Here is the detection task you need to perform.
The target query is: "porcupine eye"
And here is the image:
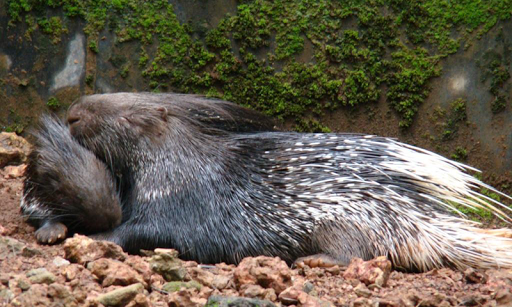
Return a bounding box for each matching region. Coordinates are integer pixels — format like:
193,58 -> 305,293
118,106 -> 169,139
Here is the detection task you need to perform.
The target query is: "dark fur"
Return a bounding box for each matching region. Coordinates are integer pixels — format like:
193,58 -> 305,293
23,92 -> 512,271
21,115 -> 122,238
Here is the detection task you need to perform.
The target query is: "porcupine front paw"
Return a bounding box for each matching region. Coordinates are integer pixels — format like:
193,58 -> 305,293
35,221 -> 68,244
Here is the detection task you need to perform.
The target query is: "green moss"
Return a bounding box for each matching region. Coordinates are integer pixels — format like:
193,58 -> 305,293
490,61 -> 510,95
138,49 -> 149,68
89,40 -> 99,53
488,59 -> 510,114
386,47 -> 440,128
441,98 -> 467,141
451,184 -> 501,223
4,123 -> 25,134
455,204 -> 493,222
450,98 -> 467,122
24,15 -> 37,40
120,64 -> 130,78
85,74 -> 94,86
491,95 -> 507,114
457,185 -> 505,222
162,281 -> 202,293
4,110 -> 26,134
7,0 -> 512,128
479,51 -> 511,114
6,0 -> 31,24
37,16 -> 68,44
450,146 -> 467,161
46,96 -> 61,110
294,119 -> 332,133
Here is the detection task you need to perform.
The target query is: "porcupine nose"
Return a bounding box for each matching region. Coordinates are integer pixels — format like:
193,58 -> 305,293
66,104 -> 85,137
66,103 -> 81,124
67,115 -> 80,125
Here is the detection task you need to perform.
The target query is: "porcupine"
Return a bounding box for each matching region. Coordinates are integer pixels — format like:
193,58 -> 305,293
20,114 -> 122,244
32,92 -> 512,272
20,94 -> 276,244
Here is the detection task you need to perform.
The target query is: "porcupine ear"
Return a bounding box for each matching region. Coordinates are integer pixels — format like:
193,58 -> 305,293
157,106 -> 168,122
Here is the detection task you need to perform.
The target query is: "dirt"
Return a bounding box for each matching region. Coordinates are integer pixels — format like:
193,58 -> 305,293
1,167 -> 512,307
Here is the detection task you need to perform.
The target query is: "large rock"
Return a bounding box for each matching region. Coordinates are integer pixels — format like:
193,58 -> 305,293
0,132 -> 31,168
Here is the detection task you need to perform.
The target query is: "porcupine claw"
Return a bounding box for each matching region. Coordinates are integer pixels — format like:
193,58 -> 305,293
35,220 -> 68,245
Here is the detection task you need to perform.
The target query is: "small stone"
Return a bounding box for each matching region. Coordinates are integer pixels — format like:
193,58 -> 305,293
63,264 -> 81,281
96,283 -> 144,307
205,295 -> 277,307
278,287 -> 300,306
88,258 -> 147,288
303,281 -> 315,294
48,283 -> 70,298
53,256 -> 71,267
189,267 -> 231,289
26,268 -> 56,285
0,236 -> 26,259
343,256 -> 391,287
241,284 -> 264,297
48,284 -> 78,306
125,293 -> 151,307
21,246 -> 43,257
17,278 -> 31,291
234,256 -> 292,295
64,234 -> 126,264
325,265 -> 341,275
0,273 -> 9,285
162,281 -> 202,293
353,297 -> 375,307
463,268 -> 488,284
0,289 -> 14,304
3,164 -> 26,179
495,289 -> 512,305
149,249 -> 186,281
0,133 -> 31,167
241,284 -> 277,301
167,288 -> 206,307
354,283 -> 372,298
10,284 -> 50,307
124,257 -> 152,285
459,294 -> 487,306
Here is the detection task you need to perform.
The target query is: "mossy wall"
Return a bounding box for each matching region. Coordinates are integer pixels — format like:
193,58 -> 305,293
1,0 -> 512,189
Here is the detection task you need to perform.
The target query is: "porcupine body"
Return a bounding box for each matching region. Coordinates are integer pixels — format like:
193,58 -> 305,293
20,114 -> 122,244
34,92 -> 512,271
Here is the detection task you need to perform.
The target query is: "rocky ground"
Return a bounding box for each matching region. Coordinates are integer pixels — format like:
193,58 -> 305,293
1,133 -> 512,307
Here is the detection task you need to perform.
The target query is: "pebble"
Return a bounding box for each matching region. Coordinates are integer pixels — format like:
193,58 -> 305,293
26,268 -> 56,285
149,249 -> 186,282
96,283 -> 144,306
53,256 -> 71,267
206,295 -> 277,307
